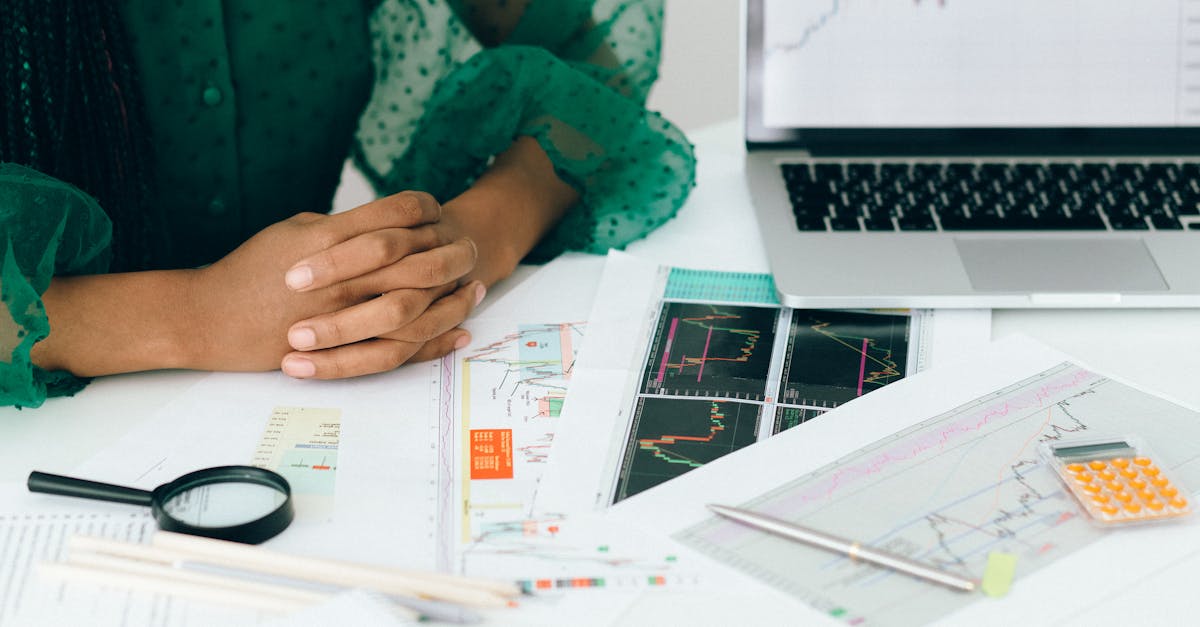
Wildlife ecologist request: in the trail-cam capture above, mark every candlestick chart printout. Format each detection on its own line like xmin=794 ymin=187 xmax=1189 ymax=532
xmin=613 ymin=268 xmax=921 ymax=503
xmin=675 ymin=363 xmax=1200 ymax=627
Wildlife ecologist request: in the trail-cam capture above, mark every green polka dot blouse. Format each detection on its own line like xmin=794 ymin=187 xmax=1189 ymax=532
xmin=0 ymin=0 xmax=696 ymax=407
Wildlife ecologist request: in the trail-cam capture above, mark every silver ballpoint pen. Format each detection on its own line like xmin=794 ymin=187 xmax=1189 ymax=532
xmin=707 ymin=504 xmax=977 ymax=593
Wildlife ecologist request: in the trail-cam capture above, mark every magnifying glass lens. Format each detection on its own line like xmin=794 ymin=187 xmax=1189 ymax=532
xmin=28 ymin=465 xmax=294 ymax=543
xmin=162 ymin=482 xmax=289 ymax=528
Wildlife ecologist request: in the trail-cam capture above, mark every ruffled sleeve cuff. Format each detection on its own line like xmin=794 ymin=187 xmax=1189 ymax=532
xmin=0 ymin=164 xmax=112 ymax=407
xmin=362 ymin=45 xmax=696 ymax=263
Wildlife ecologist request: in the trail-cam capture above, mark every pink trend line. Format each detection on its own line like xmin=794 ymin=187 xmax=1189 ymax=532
xmin=656 ymin=317 xmax=679 ymax=384
xmin=701 ymin=367 xmax=1100 ymax=545
xmin=856 ymin=338 xmax=868 ymax=396
xmin=696 ymin=324 xmax=715 ymax=382
xmin=777 ymin=368 xmax=1099 ymax=511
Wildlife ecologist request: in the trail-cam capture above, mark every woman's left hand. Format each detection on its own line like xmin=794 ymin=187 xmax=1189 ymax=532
xmin=279 ymin=191 xmax=484 ymax=379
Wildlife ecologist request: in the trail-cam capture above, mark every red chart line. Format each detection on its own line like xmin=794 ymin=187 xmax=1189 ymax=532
xmin=696 ymin=324 xmax=715 ymax=382
xmin=656 ymin=317 xmax=680 ymax=384
xmin=856 ymin=337 xmax=869 ymax=396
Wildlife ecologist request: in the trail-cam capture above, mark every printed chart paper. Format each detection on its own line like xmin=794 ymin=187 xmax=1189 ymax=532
xmin=538 ymin=251 xmax=991 ymax=514
xmin=611 ymin=336 xmax=1200 ymax=626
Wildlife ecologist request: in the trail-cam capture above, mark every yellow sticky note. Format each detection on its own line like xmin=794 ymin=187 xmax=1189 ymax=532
xmin=981 ymin=551 xmax=1018 ymax=598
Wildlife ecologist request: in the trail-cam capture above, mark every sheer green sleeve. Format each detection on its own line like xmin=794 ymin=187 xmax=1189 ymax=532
xmin=354 ymin=0 xmax=695 ymax=261
xmin=0 ymin=164 xmax=112 ymax=408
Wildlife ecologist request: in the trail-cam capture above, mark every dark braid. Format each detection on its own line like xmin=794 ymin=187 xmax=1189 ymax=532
xmin=1 ymin=0 xmax=156 ymax=271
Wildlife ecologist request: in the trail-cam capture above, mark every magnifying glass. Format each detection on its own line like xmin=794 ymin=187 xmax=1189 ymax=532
xmin=27 ymin=466 xmax=294 ymax=544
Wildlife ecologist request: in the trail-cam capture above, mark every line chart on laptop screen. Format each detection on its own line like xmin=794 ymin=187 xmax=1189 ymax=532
xmin=761 ymin=0 xmax=1200 ymax=128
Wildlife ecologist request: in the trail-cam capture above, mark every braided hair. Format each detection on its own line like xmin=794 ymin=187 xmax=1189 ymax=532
xmin=2 ymin=0 xmax=155 ymax=271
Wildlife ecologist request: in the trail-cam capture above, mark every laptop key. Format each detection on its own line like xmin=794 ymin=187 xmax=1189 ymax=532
xmin=1150 ymin=214 xmax=1184 ymax=230
xmin=795 ymin=215 xmax=829 ymax=231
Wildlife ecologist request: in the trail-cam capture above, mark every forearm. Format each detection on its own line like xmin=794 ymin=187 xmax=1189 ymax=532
xmin=31 ymin=270 xmax=200 ymax=376
xmin=441 ymin=136 xmax=579 ymax=286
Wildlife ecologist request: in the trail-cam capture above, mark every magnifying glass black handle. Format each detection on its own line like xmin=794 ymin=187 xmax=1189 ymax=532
xmin=28 ymin=471 xmax=153 ymax=506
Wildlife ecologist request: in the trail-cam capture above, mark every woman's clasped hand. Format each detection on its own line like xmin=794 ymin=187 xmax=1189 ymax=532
xmin=192 ymin=191 xmax=485 ymax=380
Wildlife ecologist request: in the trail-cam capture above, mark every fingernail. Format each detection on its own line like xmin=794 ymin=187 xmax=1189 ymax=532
xmin=288 ymin=327 xmax=317 ymax=350
xmin=282 ymin=356 xmax=316 ymax=378
xmin=285 ymin=265 xmax=313 ymax=290
xmin=474 ymin=283 xmax=486 ymax=306
xmin=454 ymin=334 xmax=471 ymax=350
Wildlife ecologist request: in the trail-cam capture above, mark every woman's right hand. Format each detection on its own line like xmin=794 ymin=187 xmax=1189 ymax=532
xmin=188 ymin=192 xmax=482 ymax=376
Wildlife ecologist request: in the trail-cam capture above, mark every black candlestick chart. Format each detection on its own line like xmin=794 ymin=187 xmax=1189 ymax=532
xmin=614 ymin=398 xmax=761 ymax=502
xmin=640 ymin=303 xmax=779 ymax=401
xmin=778 ymin=310 xmax=910 ymax=409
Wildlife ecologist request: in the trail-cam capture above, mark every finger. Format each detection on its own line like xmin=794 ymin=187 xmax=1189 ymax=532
xmin=408 ymin=327 xmax=472 ymax=362
xmin=281 ymin=338 xmax=423 ymax=380
xmin=323 ymin=191 xmax=441 ymax=239
xmin=286 ymin=283 xmax=459 ymax=351
xmin=281 ymin=325 xmax=473 ymax=380
xmin=285 ymin=226 xmax=443 ymax=292
xmin=378 ymin=281 xmax=485 ymax=344
xmin=345 ymin=238 xmax=478 ymax=295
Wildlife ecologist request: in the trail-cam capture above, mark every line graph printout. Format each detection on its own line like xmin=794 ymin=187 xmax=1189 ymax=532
xmin=537 ymin=252 xmax=991 ymax=514
xmin=456 ymin=319 xmax=584 ymax=545
xmin=615 ymin=399 xmax=762 ymax=502
xmin=779 ymin=310 xmax=909 ymax=409
xmin=674 ymin=362 xmax=1200 ymax=627
xmin=641 ymin=303 xmax=780 ymax=401
xmin=618 ymin=294 xmax=920 ymax=502
xmin=437 ymin=256 xmax=709 ymax=615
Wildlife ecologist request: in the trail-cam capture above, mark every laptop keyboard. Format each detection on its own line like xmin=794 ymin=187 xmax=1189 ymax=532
xmin=782 ymin=161 xmax=1200 ymax=232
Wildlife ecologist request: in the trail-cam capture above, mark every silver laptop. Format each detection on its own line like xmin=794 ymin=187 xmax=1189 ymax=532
xmin=744 ymin=0 xmax=1200 ymax=308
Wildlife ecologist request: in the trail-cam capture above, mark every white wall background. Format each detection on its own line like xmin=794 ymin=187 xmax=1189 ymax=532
xmin=645 ymin=0 xmax=741 ymax=132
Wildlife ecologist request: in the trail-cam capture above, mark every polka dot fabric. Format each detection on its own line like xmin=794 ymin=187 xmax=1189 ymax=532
xmin=357 ymin=0 xmax=696 ymax=260
xmin=0 ymin=0 xmax=694 ymax=406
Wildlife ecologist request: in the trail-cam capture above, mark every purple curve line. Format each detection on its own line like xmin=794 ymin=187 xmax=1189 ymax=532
xmin=696 ymin=324 xmax=715 ymax=382
xmin=698 ymin=367 xmax=1100 ymax=546
xmin=772 ymin=368 xmax=1100 ymax=512
xmin=856 ymin=337 xmax=868 ymax=397
xmin=656 ymin=317 xmax=680 ymax=384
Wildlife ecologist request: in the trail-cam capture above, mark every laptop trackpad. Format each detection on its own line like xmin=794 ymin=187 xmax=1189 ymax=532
xmin=955 ymin=238 xmax=1167 ymax=292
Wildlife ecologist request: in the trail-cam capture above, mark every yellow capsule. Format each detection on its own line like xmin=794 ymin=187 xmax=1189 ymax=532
xmin=1146 ymin=499 xmax=1165 ymax=511
xmin=1129 ymin=478 xmax=1147 ymax=490
xmin=1111 ymin=458 xmax=1130 ymax=468
xmin=1170 ymin=496 xmax=1189 ymax=509
xmin=1123 ymin=502 xmax=1143 ymax=514
xmin=1100 ymin=504 xmax=1120 ymax=516
xmin=1090 ymin=494 xmax=1110 ymax=504
xmin=1089 ymin=460 xmax=1108 ymax=471
xmin=1119 ymin=468 xmax=1138 ymax=479
xmin=1082 ymin=483 xmax=1103 ymax=494
xmin=1114 ymin=491 xmax=1133 ymax=502
xmin=1151 ymin=476 xmax=1170 ymax=488
xmin=1142 ymin=466 xmax=1161 ymax=477
xmin=1074 ymin=472 xmax=1094 ymax=484
xmin=1139 ymin=489 xmax=1156 ymax=501
xmin=1160 ymin=486 xmax=1179 ymax=498
xmin=1099 ymin=470 xmax=1116 ymax=481
xmin=1107 ymin=480 xmax=1125 ymax=492
xmin=1066 ymin=463 xmax=1087 ymax=473
xmin=1134 ymin=457 xmax=1153 ymax=466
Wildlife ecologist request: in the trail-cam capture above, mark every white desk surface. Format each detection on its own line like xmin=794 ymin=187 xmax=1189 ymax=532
xmin=6 ymin=119 xmax=1197 ymax=481
xmin=2 ymin=120 xmax=1199 ymax=626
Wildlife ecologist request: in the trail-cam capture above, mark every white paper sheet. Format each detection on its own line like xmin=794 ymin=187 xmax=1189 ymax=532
xmin=537 ymin=251 xmax=992 ymax=515
xmin=608 ymin=336 xmax=1200 ymax=626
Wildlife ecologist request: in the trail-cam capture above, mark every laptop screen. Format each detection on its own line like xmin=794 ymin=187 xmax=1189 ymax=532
xmin=746 ymin=0 xmax=1200 ymax=153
